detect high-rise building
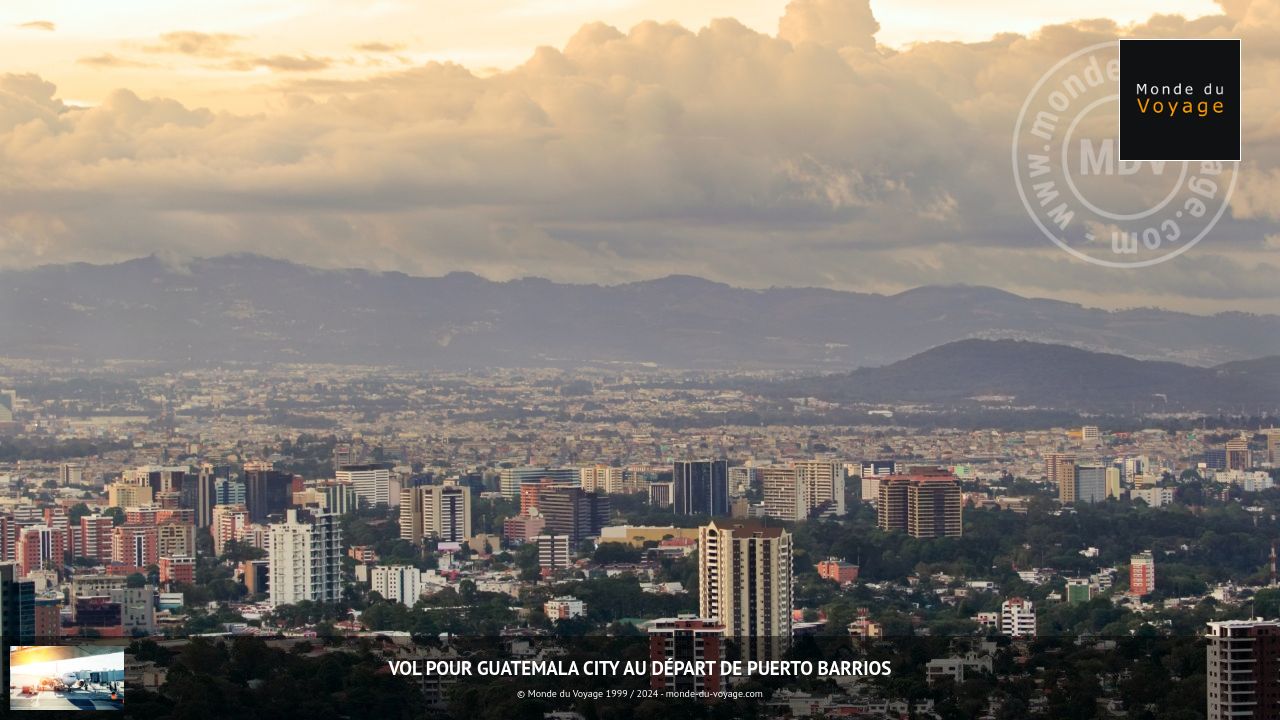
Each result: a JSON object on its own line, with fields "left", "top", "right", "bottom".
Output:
{"left": 674, "top": 460, "right": 729, "bottom": 516}
{"left": 1206, "top": 620, "right": 1280, "bottom": 720}
{"left": 499, "top": 467, "right": 580, "bottom": 500}
{"left": 536, "top": 534, "right": 572, "bottom": 576}
{"left": 401, "top": 481, "right": 473, "bottom": 544}
{"left": 1226, "top": 436, "right": 1251, "bottom": 472}
{"left": 1266, "top": 430, "right": 1280, "bottom": 465}
{"left": 212, "top": 504, "right": 251, "bottom": 556}
{"left": 1045, "top": 453, "right": 1078, "bottom": 503}
{"left": 371, "top": 565, "right": 424, "bottom": 606}
{"left": 0, "top": 562, "right": 36, "bottom": 644}
{"left": 195, "top": 463, "right": 233, "bottom": 529}
{"left": 540, "top": 487, "right": 610, "bottom": 544}
{"left": 107, "top": 482, "right": 154, "bottom": 508}
{"left": 1000, "top": 597, "right": 1036, "bottom": 637}
{"left": 130, "top": 465, "right": 190, "bottom": 497}
{"left": 1130, "top": 551, "right": 1155, "bottom": 597}
{"left": 268, "top": 509, "right": 343, "bottom": 606}
{"left": 579, "top": 465, "right": 624, "bottom": 494}
{"left": 157, "top": 522, "right": 195, "bottom": 559}
{"left": 59, "top": 463, "right": 84, "bottom": 487}
{"left": 337, "top": 463, "right": 395, "bottom": 508}
{"left": 876, "top": 470, "right": 963, "bottom": 538}
{"left": 648, "top": 616, "right": 725, "bottom": 694}
{"left": 648, "top": 481, "right": 674, "bottom": 508}
{"left": 17, "top": 525, "right": 64, "bottom": 576}
{"left": 1074, "top": 464, "right": 1108, "bottom": 504}
{"left": 244, "top": 461, "right": 294, "bottom": 522}
{"left": 79, "top": 515, "right": 115, "bottom": 564}
{"left": 698, "top": 520, "right": 792, "bottom": 661}
{"left": 760, "top": 462, "right": 846, "bottom": 520}
{"left": 1105, "top": 467, "right": 1123, "bottom": 499}
{"left": 111, "top": 524, "right": 159, "bottom": 569}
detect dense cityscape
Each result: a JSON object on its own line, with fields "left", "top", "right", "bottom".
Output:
{"left": 1, "top": 360, "right": 1279, "bottom": 719}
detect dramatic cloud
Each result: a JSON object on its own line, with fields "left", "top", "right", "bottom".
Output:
{"left": 144, "top": 31, "right": 243, "bottom": 58}
{"left": 1, "top": 0, "right": 1279, "bottom": 313}
{"left": 226, "top": 55, "right": 332, "bottom": 72}
{"left": 18, "top": 21, "right": 56, "bottom": 32}
{"left": 354, "top": 42, "right": 406, "bottom": 53}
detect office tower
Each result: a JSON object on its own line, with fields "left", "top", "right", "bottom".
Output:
{"left": 536, "top": 534, "right": 572, "bottom": 575}
{"left": 59, "top": 463, "right": 84, "bottom": 487}
{"left": 337, "top": 462, "right": 394, "bottom": 508}
{"left": 130, "top": 465, "right": 190, "bottom": 496}
{"left": 579, "top": 465, "right": 623, "bottom": 494}
{"left": 371, "top": 565, "right": 423, "bottom": 606}
{"left": 1105, "top": 467, "right": 1123, "bottom": 499}
{"left": 211, "top": 504, "right": 251, "bottom": 556}
{"left": 1074, "top": 464, "right": 1107, "bottom": 504}
{"left": 298, "top": 480, "right": 356, "bottom": 516}
{"left": 244, "top": 461, "right": 294, "bottom": 522}
{"left": 877, "top": 470, "right": 962, "bottom": 538}
{"left": 1206, "top": 620, "right": 1280, "bottom": 720}
{"left": 195, "top": 463, "right": 235, "bottom": 528}
{"left": 1267, "top": 430, "right": 1280, "bottom": 465}
{"left": 112, "top": 525, "right": 159, "bottom": 569}
{"left": 1226, "top": 436, "right": 1251, "bottom": 472}
{"left": 17, "top": 525, "right": 64, "bottom": 576}
{"left": 1000, "top": 597, "right": 1036, "bottom": 637}
{"left": 648, "top": 481, "right": 674, "bottom": 508}
{"left": 648, "top": 616, "right": 725, "bottom": 694}
{"left": 499, "top": 467, "right": 580, "bottom": 500}
{"left": 1130, "top": 551, "right": 1155, "bottom": 597}
{"left": 698, "top": 520, "right": 793, "bottom": 662}
{"left": 157, "top": 522, "right": 195, "bottom": 559}
{"left": 108, "top": 482, "right": 154, "bottom": 508}
{"left": 540, "top": 487, "right": 610, "bottom": 545}
{"left": 79, "top": 515, "right": 115, "bottom": 564}
{"left": 674, "top": 460, "right": 729, "bottom": 516}
{"left": 1045, "top": 453, "right": 1077, "bottom": 503}
{"left": 1081, "top": 425, "right": 1101, "bottom": 444}
{"left": 520, "top": 476, "right": 579, "bottom": 516}
{"left": 402, "top": 482, "right": 473, "bottom": 544}
{"left": 0, "top": 563, "right": 35, "bottom": 644}
{"left": 268, "top": 509, "right": 343, "bottom": 606}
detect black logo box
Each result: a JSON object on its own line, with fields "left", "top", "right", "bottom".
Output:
{"left": 1119, "top": 38, "right": 1241, "bottom": 161}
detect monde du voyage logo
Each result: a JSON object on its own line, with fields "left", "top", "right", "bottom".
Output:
{"left": 1013, "top": 39, "right": 1241, "bottom": 268}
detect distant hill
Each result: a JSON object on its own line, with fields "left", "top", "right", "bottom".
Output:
{"left": 1, "top": 254, "right": 1279, "bottom": 370}
{"left": 775, "top": 339, "right": 1280, "bottom": 413}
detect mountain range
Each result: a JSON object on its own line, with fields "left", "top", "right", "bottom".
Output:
{"left": 2, "top": 254, "right": 1279, "bottom": 370}
{"left": 774, "top": 339, "right": 1280, "bottom": 413}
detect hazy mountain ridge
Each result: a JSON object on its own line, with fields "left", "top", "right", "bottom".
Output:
{"left": 2, "top": 254, "right": 1279, "bottom": 370}
{"left": 775, "top": 339, "right": 1280, "bottom": 413}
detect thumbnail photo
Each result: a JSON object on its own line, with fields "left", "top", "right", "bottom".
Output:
{"left": 9, "top": 645, "right": 124, "bottom": 711}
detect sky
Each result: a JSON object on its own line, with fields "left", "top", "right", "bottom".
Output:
{"left": 1, "top": 0, "right": 1278, "bottom": 314}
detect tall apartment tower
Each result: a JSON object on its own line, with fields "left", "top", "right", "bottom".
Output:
{"left": 760, "top": 461, "right": 847, "bottom": 520}
{"left": 1045, "top": 453, "right": 1078, "bottom": 503}
{"left": 1206, "top": 620, "right": 1280, "bottom": 720}
{"left": 268, "top": 509, "right": 343, "bottom": 606}
{"left": 674, "top": 460, "right": 729, "bottom": 516}
{"left": 698, "top": 520, "right": 793, "bottom": 662}
{"left": 648, "top": 616, "right": 725, "bottom": 694}
{"left": 877, "top": 470, "right": 963, "bottom": 538}
{"left": 1130, "top": 551, "right": 1155, "bottom": 597}
{"left": 579, "top": 465, "right": 624, "bottom": 494}
{"left": 400, "top": 481, "right": 473, "bottom": 544}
